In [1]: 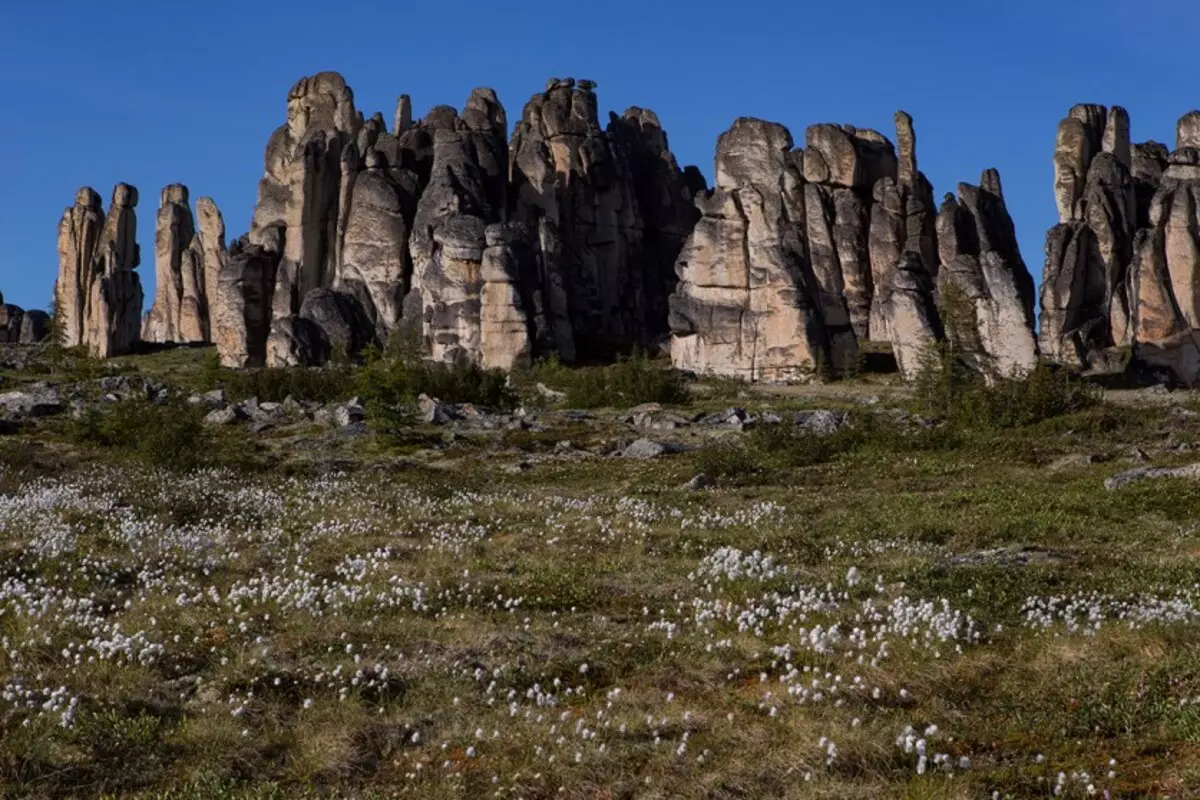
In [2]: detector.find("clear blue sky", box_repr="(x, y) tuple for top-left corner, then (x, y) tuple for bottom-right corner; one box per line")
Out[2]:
(1, 0), (1197, 311)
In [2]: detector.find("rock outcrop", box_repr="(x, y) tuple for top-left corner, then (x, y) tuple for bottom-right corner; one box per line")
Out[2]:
(509, 78), (699, 359)
(55, 184), (143, 357)
(1040, 104), (1143, 367)
(1039, 104), (1200, 385)
(880, 251), (943, 380)
(405, 89), (510, 366)
(669, 118), (835, 381)
(936, 170), (1038, 377)
(213, 236), (278, 368)
(1124, 114), (1200, 384)
(669, 111), (948, 382)
(0, 294), (48, 344)
(143, 185), (208, 344)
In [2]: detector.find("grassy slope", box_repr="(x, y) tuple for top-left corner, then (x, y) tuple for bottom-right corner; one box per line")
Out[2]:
(0, 350), (1199, 798)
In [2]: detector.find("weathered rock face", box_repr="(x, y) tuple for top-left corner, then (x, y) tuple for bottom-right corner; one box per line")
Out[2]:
(143, 185), (208, 344)
(19, 310), (49, 344)
(669, 118), (836, 381)
(936, 170), (1038, 377)
(214, 237), (278, 368)
(0, 298), (22, 343)
(55, 184), (143, 357)
(337, 151), (410, 338)
(881, 251), (943, 380)
(250, 72), (361, 322)
(801, 113), (937, 344)
(0, 292), (50, 345)
(609, 107), (705, 343)
(1123, 120), (1200, 384)
(670, 110), (949, 381)
(480, 222), (534, 370)
(509, 78), (699, 359)
(406, 90), (510, 366)
(1041, 104), (1157, 367)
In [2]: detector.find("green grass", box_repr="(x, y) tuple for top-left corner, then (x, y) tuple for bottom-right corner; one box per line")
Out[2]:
(0, 351), (1198, 797)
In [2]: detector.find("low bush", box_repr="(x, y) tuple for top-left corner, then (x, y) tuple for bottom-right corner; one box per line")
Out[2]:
(64, 398), (253, 471)
(199, 358), (354, 404)
(913, 348), (1098, 430)
(526, 353), (689, 409)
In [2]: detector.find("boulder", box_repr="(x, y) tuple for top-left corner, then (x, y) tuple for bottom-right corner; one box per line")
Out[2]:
(793, 409), (850, 436)
(297, 288), (375, 361)
(1104, 462), (1200, 490)
(0, 386), (64, 418)
(265, 315), (331, 368)
(622, 438), (685, 459)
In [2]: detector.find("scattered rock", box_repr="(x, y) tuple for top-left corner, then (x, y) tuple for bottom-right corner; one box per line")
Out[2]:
(621, 438), (686, 459)
(536, 383), (567, 403)
(682, 473), (713, 491)
(0, 386), (64, 418)
(793, 410), (850, 436)
(948, 546), (1062, 568)
(1104, 462), (1200, 490)
(332, 402), (366, 428)
(1047, 453), (1101, 472)
(203, 406), (244, 426)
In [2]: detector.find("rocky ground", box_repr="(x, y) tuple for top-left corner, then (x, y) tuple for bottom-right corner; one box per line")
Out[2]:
(2, 344), (1200, 798)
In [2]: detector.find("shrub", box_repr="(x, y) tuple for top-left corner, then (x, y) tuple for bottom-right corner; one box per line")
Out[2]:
(913, 346), (1098, 430)
(201, 365), (354, 404)
(526, 353), (690, 409)
(64, 398), (252, 472)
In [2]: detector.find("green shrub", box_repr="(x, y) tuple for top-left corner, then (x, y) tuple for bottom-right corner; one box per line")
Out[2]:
(913, 347), (1098, 430)
(351, 345), (515, 443)
(64, 398), (252, 472)
(525, 353), (689, 409)
(201, 365), (354, 404)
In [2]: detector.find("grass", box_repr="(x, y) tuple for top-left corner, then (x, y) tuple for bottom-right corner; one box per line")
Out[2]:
(0, 349), (1198, 797)
(522, 352), (690, 408)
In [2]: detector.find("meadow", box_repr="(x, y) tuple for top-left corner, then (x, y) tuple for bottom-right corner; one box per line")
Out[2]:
(1, 346), (1199, 798)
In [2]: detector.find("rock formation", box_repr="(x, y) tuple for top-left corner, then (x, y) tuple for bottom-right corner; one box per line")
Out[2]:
(55, 184), (143, 357)
(509, 78), (700, 359)
(213, 236), (278, 368)
(936, 170), (1038, 377)
(1040, 104), (1141, 366)
(0, 293), (46, 344)
(1038, 104), (1200, 385)
(405, 89), (511, 366)
(49, 71), (1200, 387)
(669, 118), (835, 381)
(143, 185), (208, 344)
(880, 251), (943, 380)
(669, 111), (948, 382)
(1125, 114), (1200, 383)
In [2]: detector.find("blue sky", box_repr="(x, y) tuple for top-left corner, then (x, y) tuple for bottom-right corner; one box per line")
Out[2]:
(1, 0), (1197, 311)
